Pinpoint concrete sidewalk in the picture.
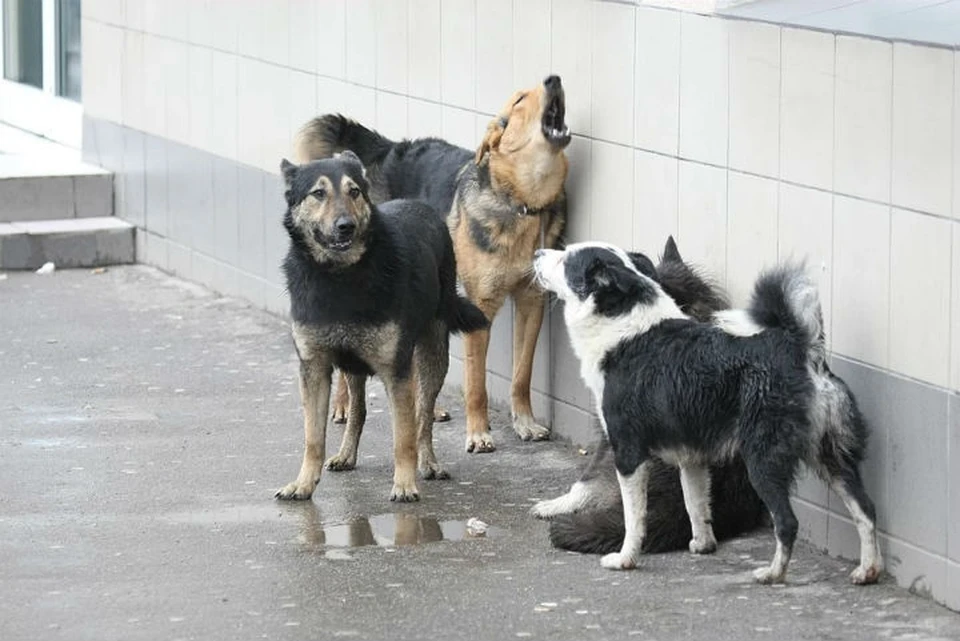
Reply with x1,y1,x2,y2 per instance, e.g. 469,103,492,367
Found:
1,265,958,641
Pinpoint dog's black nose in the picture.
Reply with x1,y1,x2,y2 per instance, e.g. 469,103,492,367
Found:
334,217,356,235
544,75,561,90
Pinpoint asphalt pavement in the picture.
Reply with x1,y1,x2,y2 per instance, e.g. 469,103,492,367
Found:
1,265,958,641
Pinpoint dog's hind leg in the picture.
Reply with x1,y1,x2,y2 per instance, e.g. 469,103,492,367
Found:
744,458,799,584
828,466,882,584
383,374,420,502
325,373,367,471
331,371,349,424
462,292,505,453
414,322,451,480
679,462,717,554
601,461,651,570
276,352,333,501
510,286,550,442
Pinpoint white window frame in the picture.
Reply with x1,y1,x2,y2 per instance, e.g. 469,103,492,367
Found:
0,0,82,148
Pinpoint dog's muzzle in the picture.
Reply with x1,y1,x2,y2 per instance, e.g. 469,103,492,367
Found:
542,75,571,148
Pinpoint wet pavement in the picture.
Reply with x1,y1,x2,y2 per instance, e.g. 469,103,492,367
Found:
1,265,959,641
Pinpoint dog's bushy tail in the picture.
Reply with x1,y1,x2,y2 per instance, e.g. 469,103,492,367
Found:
748,263,825,364
295,114,395,165
449,297,489,335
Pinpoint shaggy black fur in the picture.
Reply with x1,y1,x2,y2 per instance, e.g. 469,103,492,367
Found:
547,238,767,554
282,156,488,375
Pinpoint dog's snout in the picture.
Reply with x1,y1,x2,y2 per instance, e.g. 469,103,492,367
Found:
544,75,561,90
334,216,356,235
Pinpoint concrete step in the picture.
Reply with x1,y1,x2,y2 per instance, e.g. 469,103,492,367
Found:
0,217,135,270
0,155,113,222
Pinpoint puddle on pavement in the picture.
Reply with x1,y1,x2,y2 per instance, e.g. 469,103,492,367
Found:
304,513,500,548
162,504,500,548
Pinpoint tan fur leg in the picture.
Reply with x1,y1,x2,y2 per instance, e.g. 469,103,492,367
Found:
331,370,348,423
510,287,550,441
415,322,451,479
325,373,367,471
462,294,504,453
384,374,420,502
276,357,333,500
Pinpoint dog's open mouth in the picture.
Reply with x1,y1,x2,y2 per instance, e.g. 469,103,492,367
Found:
542,94,571,148
314,228,354,252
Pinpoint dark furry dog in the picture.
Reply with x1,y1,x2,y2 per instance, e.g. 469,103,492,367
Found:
533,241,882,584
274,152,487,502
296,75,570,453
531,237,767,555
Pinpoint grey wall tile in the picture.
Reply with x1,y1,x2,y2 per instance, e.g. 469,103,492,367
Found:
212,158,239,267
96,119,125,175
830,357,890,533
262,171,288,288
792,499,828,551
144,134,169,238
167,239,193,280
165,140,194,246
549,306,592,412
187,151,215,259
236,165,266,278
121,128,146,227
82,116,100,166
550,399,597,449
950,394,960,562
948,560,960,612
884,374,949,555
882,534,948,604
486,301,514,380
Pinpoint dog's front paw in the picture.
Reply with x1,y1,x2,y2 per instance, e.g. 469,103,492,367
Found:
512,415,550,442
849,563,881,585
689,535,717,555
752,565,786,585
389,482,421,503
275,477,318,501
465,431,496,453
331,404,347,424
530,495,573,520
324,453,356,472
419,460,450,480
600,552,636,571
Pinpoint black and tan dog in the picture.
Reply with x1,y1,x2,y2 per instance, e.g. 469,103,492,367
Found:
296,75,571,453
275,151,487,502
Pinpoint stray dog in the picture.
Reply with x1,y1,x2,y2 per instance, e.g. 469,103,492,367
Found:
533,242,882,585
532,237,767,555
274,152,487,502
295,75,570,453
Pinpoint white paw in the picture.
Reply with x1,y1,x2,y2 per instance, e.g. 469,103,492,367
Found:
850,564,881,585
512,415,550,442
530,496,567,520
689,535,717,555
753,565,786,585
600,552,636,571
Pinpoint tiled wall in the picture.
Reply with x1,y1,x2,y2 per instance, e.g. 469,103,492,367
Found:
79,0,959,610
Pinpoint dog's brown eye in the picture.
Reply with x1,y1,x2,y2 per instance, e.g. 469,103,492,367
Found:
310,188,326,200
348,186,361,199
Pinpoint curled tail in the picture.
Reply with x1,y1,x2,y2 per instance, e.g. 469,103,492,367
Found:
748,263,825,364
295,114,395,165
450,296,488,335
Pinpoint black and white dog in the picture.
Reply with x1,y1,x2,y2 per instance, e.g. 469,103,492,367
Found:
533,242,882,585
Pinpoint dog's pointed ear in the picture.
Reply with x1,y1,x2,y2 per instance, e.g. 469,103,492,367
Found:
662,235,682,263
476,116,507,164
280,158,298,187
627,251,659,282
336,149,367,177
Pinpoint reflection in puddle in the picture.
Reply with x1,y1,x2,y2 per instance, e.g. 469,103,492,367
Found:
161,502,499,549
296,507,498,548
